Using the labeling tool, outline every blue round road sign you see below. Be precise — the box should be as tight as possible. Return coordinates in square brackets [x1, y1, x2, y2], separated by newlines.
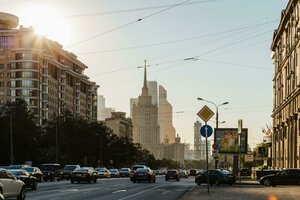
[200, 125, 213, 137]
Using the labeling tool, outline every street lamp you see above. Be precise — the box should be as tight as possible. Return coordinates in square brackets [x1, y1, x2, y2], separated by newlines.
[197, 97, 228, 128]
[197, 97, 228, 168]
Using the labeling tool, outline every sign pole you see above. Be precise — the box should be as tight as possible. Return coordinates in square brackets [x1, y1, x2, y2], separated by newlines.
[205, 122, 209, 193]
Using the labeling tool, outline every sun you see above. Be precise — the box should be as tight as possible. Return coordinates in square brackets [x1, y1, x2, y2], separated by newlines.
[19, 5, 70, 45]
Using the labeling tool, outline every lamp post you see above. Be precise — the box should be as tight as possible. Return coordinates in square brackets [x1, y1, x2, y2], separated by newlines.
[197, 97, 228, 168]
[9, 106, 13, 165]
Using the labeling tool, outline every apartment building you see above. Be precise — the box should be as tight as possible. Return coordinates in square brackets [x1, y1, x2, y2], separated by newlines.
[0, 12, 98, 125]
[271, 0, 300, 169]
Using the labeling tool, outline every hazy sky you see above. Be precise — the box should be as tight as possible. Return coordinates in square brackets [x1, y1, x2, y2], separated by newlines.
[1, 0, 289, 147]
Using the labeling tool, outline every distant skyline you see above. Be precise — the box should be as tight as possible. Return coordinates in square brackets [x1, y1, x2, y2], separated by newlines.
[1, 0, 289, 147]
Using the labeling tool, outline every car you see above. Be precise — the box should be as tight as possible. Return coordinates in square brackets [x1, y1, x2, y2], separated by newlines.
[61, 165, 80, 180]
[8, 169, 38, 190]
[0, 193, 4, 200]
[109, 169, 120, 178]
[40, 163, 62, 181]
[240, 168, 251, 177]
[130, 165, 148, 180]
[70, 168, 98, 183]
[195, 169, 236, 186]
[189, 169, 197, 177]
[131, 168, 156, 183]
[179, 169, 188, 178]
[119, 168, 131, 177]
[165, 169, 180, 181]
[0, 168, 26, 200]
[259, 169, 300, 187]
[21, 167, 43, 182]
[95, 168, 111, 178]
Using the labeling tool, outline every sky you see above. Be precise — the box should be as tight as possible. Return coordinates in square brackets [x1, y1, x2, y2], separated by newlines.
[1, 0, 289, 147]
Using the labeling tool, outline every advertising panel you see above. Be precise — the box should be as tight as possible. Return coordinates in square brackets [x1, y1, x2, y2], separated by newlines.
[214, 128, 248, 154]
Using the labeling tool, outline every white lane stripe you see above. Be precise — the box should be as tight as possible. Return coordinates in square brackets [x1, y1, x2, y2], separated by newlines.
[112, 190, 127, 194]
[117, 186, 160, 200]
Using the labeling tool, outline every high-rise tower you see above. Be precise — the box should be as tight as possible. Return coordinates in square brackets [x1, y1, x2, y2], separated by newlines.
[132, 61, 161, 159]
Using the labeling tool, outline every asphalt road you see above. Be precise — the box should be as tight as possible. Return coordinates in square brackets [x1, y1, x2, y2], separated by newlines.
[23, 176, 195, 200]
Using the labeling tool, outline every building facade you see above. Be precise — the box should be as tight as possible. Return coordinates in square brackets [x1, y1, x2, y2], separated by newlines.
[104, 111, 133, 139]
[158, 85, 176, 144]
[271, 0, 300, 169]
[0, 12, 98, 125]
[97, 95, 115, 121]
[194, 120, 202, 160]
[132, 62, 161, 159]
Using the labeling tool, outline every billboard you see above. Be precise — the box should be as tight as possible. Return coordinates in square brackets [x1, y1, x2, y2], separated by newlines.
[214, 128, 248, 154]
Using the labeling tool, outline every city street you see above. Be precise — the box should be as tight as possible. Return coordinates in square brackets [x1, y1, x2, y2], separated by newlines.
[25, 176, 194, 200]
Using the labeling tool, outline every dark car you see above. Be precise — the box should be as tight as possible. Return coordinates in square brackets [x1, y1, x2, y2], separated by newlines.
[189, 169, 197, 177]
[119, 168, 131, 177]
[40, 163, 62, 181]
[130, 165, 148, 180]
[70, 168, 98, 183]
[8, 169, 38, 190]
[165, 169, 180, 181]
[240, 168, 251, 177]
[61, 165, 80, 180]
[259, 169, 300, 187]
[131, 168, 156, 183]
[195, 169, 236, 186]
[22, 167, 43, 182]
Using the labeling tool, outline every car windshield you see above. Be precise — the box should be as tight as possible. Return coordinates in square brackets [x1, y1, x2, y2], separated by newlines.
[64, 166, 77, 170]
[22, 167, 33, 172]
[136, 169, 148, 173]
[73, 169, 88, 173]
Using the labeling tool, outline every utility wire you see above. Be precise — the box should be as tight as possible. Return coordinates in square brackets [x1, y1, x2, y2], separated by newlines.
[65, 0, 192, 48]
[64, 0, 221, 18]
[76, 19, 278, 55]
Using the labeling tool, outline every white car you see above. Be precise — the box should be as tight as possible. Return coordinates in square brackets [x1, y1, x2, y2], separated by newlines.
[0, 168, 26, 200]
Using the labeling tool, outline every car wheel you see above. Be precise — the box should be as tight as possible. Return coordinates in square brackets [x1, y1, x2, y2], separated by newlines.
[71, 180, 74, 184]
[32, 181, 37, 190]
[94, 179, 97, 183]
[17, 187, 26, 200]
[165, 178, 169, 181]
[264, 179, 271, 187]
[177, 178, 180, 181]
[133, 180, 136, 183]
[40, 176, 44, 182]
[196, 179, 201, 185]
[153, 178, 156, 183]
[215, 179, 220, 186]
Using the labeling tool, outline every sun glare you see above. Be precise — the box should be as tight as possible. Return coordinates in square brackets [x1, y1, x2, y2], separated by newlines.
[19, 5, 70, 45]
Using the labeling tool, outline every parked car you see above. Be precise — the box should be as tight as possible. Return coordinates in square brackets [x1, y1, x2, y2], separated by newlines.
[40, 163, 62, 181]
[95, 168, 111, 178]
[189, 169, 197, 177]
[0, 168, 26, 200]
[179, 169, 188, 178]
[131, 168, 156, 183]
[165, 169, 180, 181]
[130, 165, 148, 180]
[8, 169, 38, 190]
[70, 168, 98, 183]
[259, 169, 300, 187]
[21, 167, 43, 182]
[240, 168, 251, 177]
[119, 168, 131, 177]
[195, 169, 236, 186]
[61, 165, 80, 180]
[109, 169, 120, 178]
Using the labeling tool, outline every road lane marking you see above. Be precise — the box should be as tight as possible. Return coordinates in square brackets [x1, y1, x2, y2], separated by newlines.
[117, 186, 160, 200]
[112, 190, 127, 194]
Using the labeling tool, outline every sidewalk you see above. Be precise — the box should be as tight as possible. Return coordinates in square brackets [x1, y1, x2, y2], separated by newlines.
[180, 179, 260, 200]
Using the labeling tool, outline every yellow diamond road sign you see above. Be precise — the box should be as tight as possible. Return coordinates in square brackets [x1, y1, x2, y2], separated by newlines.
[197, 105, 214, 122]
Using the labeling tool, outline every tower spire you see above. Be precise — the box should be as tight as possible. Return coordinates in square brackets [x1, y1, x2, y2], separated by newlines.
[142, 60, 149, 96]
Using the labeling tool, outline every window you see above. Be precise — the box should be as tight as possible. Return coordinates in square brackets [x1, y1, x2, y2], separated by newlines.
[0, 82, 4, 87]
[0, 63, 4, 69]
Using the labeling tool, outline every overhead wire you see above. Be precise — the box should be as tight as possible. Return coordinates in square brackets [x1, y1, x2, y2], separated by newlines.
[65, 0, 193, 48]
